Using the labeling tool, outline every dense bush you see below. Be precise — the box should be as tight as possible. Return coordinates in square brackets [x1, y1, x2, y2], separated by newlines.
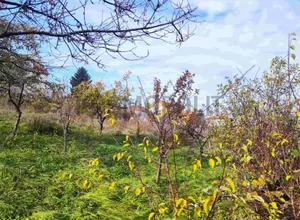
[25, 116, 61, 135]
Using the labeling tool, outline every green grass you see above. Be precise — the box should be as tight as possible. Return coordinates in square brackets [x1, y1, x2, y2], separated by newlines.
[0, 114, 222, 220]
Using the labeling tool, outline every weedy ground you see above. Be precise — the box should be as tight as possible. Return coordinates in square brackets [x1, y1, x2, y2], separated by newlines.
[0, 112, 221, 220]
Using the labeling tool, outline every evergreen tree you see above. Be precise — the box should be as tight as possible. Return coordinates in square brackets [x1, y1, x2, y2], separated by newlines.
[70, 67, 91, 90]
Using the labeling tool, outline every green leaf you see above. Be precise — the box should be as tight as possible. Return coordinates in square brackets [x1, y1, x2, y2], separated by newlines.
[290, 45, 296, 50]
[291, 32, 296, 36]
[291, 53, 296, 60]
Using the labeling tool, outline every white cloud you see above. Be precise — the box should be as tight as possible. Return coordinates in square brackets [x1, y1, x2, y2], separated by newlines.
[197, 0, 228, 14]
[51, 0, 300, 106]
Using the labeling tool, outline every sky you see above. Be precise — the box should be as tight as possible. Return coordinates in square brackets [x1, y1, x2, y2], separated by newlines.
[51, 0, 300, 107]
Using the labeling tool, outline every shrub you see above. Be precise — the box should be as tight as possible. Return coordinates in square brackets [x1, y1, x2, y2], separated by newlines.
[25, 116, 61, 134]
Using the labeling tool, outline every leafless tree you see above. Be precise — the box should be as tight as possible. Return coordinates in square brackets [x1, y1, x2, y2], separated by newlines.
[0, 0, 202, 68]
[0, 60, 48, 138]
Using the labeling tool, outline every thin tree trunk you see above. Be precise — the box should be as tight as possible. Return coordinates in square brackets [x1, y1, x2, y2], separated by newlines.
[7, 83, 24, 138]
[156, 154, 163, 183]
[99, 120, 104, 134]
[136, 120, 140, 137]
[9, 109, 22, 138]
[63, 127, 67, 153]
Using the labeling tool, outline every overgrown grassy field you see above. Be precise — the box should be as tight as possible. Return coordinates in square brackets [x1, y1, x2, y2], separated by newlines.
[0, 113, 221, 220]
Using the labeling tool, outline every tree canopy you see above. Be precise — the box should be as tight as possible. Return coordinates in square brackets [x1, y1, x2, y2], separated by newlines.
[0, 0, 202, 68]
[70, 67, 91, 90]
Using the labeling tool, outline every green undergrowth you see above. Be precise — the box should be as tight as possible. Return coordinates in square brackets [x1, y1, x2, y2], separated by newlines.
[0, 114, 221, 220]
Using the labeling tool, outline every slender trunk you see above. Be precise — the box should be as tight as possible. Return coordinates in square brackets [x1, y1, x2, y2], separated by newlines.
[99, 120, 104, 134]
[63, 127, 67, 153]
[7, 83, 24, 138]
[10, 109, 22, 138]
[156, 154, 163, 183]
[136, 120, 140, 137]
[196, 139, 203, 160]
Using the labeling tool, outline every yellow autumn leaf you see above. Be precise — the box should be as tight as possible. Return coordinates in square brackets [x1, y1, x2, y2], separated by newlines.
[158, 207, 168, 214]
[221, 186, 232, 192]
[246, 139, 252, 146]
[286, 175, 292, 181]
[194, 205, 201, 217]
[262, 202, 269, 209]
[271, 148, 276, 157]
[203, 196, 213, 216]
[215, 156, 222, 165]
[129, 161, 134, 171]
[208, 158, 215, 169]
[82, 179, 88, 188]
[241, 144, 248, 152]
[196, 159, 202, 168]
[148, 212, 155, 220]
[281, 139, 288, 145]
[297, 112, 300, 117]
[146, 140, 150, 146]
[188, 196, 196, 203]
[242, 180, 249, 187]
[69, 173, 73, 179]
[192, 164, 197, 172]
[172, 120, 177, 129]
[109, 182, 115, 190]
[176, 198, 184, 207]
[127, 155, 132, 162]
[232, 164, 237, 170]
[174, 134, 179, 142]
[123, 143, 130, 147]
[138, 143, 144, 147]
[258, 176, 265, 186]
[135, 188, 141, 196]
[158, 202, 165, 207]
[253, 195, 264, 203]
[212, 189, 218, 201]
[226, 177, 236, 193]
[270, 202, 278, 209]
[144, 147, 147, 154]
[152, 147, 158, 152]
[98, 174, 103, 181]
[124, 185, 129, 193]
[219, 143, 223, 149]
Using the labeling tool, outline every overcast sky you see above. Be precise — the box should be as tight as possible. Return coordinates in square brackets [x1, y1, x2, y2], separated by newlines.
[52, 0, 300, 106]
